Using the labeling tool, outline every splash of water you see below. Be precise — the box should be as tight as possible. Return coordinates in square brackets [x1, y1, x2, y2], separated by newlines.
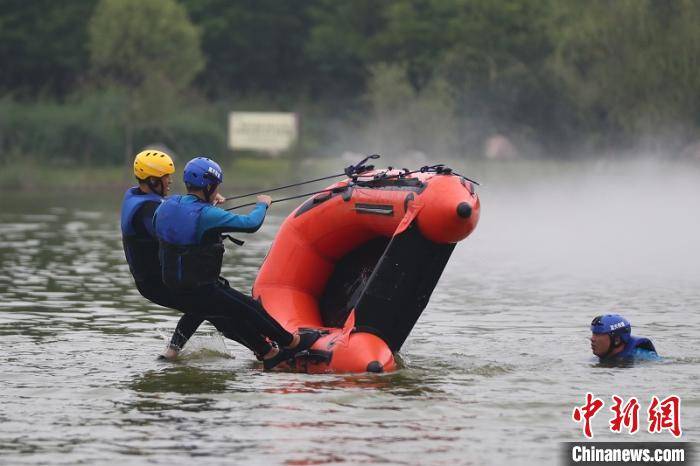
[156, 327, 234, 360]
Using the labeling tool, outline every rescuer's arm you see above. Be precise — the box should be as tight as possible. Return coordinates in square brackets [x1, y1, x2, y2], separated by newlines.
[197, 196, 271, 241]
[207, 203, 268, 232]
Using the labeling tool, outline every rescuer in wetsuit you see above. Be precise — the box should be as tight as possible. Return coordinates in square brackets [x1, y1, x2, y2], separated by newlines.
[590, 314, 659, 362]
[120, 149, 231, 356]
[153, 156, 321, 369]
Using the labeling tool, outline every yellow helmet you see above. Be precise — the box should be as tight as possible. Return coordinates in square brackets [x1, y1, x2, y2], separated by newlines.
[133, 150, 175, 180]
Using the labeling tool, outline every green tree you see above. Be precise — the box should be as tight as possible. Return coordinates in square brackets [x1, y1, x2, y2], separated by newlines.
[374, 0, 457, 90]
[88, 0, 204, 163]
[0, 0, 98, 98]
[551, 0, 700, 147]
[368, 0, 560, 152]
[440, 0, 560, 149]
[181, 0, 317, 98]
[305, 0, 389, 98]
[364, 63, 458, 156]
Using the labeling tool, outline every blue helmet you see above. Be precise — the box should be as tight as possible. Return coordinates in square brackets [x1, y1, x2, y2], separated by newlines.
[591, 314, 631, 343]
[183, 157, 223, 189]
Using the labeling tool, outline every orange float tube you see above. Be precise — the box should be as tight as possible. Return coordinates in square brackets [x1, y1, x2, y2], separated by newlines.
[253, 167, 480, 373]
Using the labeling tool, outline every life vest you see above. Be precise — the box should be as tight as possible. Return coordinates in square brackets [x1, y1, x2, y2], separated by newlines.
[618, 336, 656, 358]
[120, 187, 163, 282]
[155, 195, 224, 291]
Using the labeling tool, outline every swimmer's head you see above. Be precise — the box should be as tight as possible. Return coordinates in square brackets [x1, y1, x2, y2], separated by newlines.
[590, 314, 631, 358]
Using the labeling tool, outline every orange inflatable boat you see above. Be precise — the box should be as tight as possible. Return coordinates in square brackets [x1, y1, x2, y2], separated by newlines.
[252, 163, 480, 373]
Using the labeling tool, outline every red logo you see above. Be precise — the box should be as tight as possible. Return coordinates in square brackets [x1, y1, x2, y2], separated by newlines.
[648, 395, 682, 438]
[609, 395, 640, 434]
[573, 394, 682, 438]
[572, 392, 605, 438]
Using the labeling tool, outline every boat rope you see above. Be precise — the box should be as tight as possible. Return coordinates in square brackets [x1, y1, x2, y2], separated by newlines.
[222, 173, 345, 201]
[223, 157, 480, 211]
[222, 154, 380, 202]
[224, 185, 352, 211]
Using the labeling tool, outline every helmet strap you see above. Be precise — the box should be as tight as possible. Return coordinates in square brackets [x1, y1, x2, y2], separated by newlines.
[203, 184, 217, 203]
[601, 334, 623, 359]
[146, 177, 164, 197]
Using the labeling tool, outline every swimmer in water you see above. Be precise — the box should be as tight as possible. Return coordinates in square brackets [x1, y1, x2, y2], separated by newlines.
[590, 314, 659, 362]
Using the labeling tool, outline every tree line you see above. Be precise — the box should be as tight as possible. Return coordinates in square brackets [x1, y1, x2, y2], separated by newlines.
[2, 0, 700, 164]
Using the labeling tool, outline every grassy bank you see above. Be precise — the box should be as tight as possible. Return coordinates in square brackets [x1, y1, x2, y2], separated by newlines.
[3, 155, 698, 195]
[0, 155, 342, 192]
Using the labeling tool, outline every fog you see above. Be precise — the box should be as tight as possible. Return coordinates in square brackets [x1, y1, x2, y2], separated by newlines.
[457, 158, 700, 286]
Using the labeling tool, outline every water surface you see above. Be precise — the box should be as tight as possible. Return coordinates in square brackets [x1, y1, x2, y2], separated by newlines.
[1, 160, 698, 465]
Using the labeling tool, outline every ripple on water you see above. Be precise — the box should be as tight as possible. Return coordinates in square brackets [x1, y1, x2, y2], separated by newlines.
[2, 174, 700, 465]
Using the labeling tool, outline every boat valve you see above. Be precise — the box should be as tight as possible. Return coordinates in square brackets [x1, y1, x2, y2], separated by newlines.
[456, 202, 472, 219]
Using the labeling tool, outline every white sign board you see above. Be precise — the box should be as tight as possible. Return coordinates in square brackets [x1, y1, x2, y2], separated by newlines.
[228, 111, 298, 154]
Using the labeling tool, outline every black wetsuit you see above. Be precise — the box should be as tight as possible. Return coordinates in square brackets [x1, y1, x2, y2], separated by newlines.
[152, 194, 293, 356]
[161, 278, 293, 355]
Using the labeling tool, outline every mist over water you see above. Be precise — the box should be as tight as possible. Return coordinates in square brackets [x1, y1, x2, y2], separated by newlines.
[0, 159, 698, 465]
[477, 159, 700, 281]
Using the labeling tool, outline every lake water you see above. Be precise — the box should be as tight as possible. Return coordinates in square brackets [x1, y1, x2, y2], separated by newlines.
[1, 160, 698, 465]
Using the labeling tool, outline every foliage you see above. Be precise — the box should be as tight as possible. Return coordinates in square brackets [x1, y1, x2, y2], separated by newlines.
[0, 0, 98, 98]
[88, 0, 203, 91]
[87, 0, 205, 159]
[0, 93, 225, 166]
[3, 0, 700, 163]
[550, 0, 700, 146]
[363, 63, 459, 156]
[305, 0, 389, 98]
[180, 0, 316, 98]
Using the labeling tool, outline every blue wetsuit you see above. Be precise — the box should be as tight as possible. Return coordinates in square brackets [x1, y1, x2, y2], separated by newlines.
[625, 348, 660, 360]
[617, 336, 659, 361]
[190, 196, 268, 241]
[154, 195, 293, 356]
[600, 336, 660, 362]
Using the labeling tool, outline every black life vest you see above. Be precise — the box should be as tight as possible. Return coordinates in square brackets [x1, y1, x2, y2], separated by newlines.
[120, 187, 163, 282]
